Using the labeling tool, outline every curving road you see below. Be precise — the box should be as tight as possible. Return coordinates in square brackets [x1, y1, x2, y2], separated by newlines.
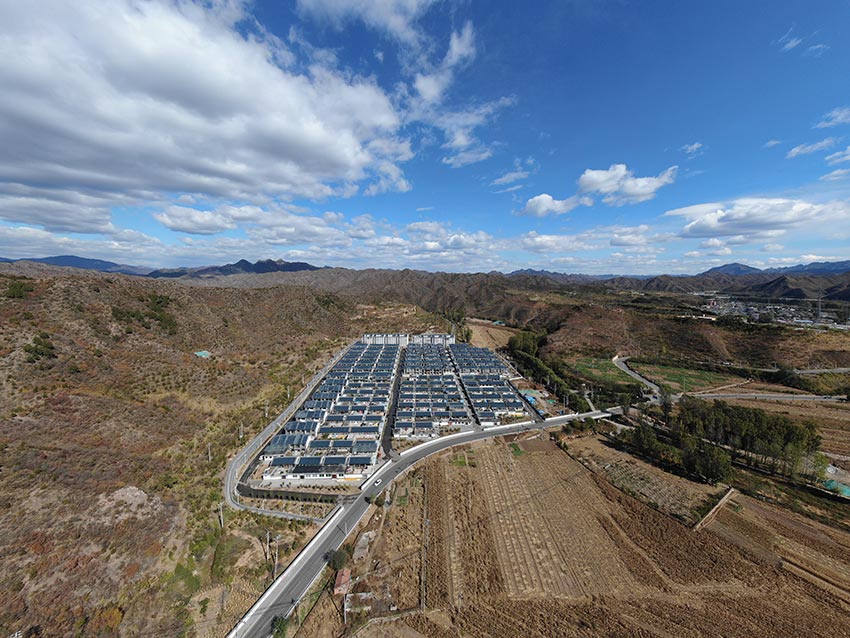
[611, 355, 845, 403]
[226, 409, 610, 638]
[612, 355, 660, 395]
[223, 340, 358, 520]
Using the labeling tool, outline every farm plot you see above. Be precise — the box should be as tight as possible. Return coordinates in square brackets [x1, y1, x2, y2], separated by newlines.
[352, 437, 850, 638]
[359, 473, 426, 611]
[709, 492, 850, 601]
[564, 356, 636, 385]
[629, 362, 741, 393]
[568, 435, 724, 525]
[473, 439, 637, 598]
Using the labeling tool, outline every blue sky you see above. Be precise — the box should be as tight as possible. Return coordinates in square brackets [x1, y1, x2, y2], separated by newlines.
[0, 0, 848, 274]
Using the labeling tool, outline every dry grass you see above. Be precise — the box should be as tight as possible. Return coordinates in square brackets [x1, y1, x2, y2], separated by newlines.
[0, 270, 439, 637]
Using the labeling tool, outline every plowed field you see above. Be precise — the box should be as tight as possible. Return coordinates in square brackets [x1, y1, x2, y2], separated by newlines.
[353, 436, 850, 638]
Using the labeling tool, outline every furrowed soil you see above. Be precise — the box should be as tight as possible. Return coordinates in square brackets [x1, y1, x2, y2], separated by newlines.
[347, 437, 850, 638]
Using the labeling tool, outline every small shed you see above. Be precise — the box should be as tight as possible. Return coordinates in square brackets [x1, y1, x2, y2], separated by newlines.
[334, 568, 351, 595]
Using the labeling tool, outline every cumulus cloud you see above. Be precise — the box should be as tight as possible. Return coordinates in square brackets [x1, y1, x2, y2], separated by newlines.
[666, 197, 850, 238]
[0, 0, 417, 240]
[786, 138, 837, 159]
[816, 106, 850, 128]
[519, 194, 592, 217]
[154, 203, 352, 247]
[763, 139, 782, 148]
[607, 225, 669, 248]
[577, 163, 677, 206]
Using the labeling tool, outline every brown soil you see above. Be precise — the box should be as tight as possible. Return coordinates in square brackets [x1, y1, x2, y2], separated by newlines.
[352, 437, 850, 638]
[467, 318, 518, 350]
[568, 435, 724, 525]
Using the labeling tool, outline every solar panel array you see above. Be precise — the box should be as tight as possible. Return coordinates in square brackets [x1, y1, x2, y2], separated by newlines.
[260, 335, 529, 480]
[261, 343, 401, 475]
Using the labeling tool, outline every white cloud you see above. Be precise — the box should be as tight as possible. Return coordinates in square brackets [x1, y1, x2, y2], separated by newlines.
[666, 197, 850, 238]
[413, 21, 475, 104]
[445, 21, 476, 67]
[778, 27, 801, 51]
[296, 0, 437, 45]
[762, 243, 784, 252]
[519, 231, 597, 254]
[364, 160, 413, 195]
[681, 142, 703, 158]
[494, 184, 523, 194]
[415, 206, 433, 212]
[519, 194, 592, 217]
[763, 139, 782, 148]
[577, 163, 677, 206]
[154, 203, 353, 247]
[786, 138, 837, 158]
[492, 169, 529, 186]
[826, 146, 850, 165]
[804, 44, 829, 58]
[820, 168, 850, 182]
[441, 147, 493, 168]
[816, 106, 850, 128]
[782, 37, 802, 51]
[0, 0, 415, 229]
[155, 205, 245, 235]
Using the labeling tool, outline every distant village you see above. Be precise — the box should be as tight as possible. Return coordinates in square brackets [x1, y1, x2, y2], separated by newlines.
[693, 292, 850, 329]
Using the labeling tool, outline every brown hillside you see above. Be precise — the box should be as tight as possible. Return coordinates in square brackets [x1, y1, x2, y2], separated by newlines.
[0, 269, 438, 637]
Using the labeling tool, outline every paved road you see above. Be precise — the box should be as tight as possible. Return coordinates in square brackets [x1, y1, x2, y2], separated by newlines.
[223, 340, 357, 518]
[612, 355, 660, 395]
[695, 393, 842, 402]
[227, 409, 609, 638]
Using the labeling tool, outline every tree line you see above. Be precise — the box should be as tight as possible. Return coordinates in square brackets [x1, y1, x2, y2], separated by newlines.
[623, 419, 733, 484]
[672, 396, 822, 478]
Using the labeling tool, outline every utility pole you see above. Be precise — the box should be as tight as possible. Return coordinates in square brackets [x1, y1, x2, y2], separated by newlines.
[273, 536, 280, 578]
[239, 421, 244, 441]
[264, 400, 269, 419]
[266, 529, 271, 564]
[207, 442, 212, 463]
[218, 502, 224, 529]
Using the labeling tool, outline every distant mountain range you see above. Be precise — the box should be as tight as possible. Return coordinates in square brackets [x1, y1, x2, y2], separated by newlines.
[699, 261, 850, 276]
[0, 254, 152, 275]
[0, 256, 320, 278]
[145, 258, 321, 278]
[2, 256, 850, 301]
